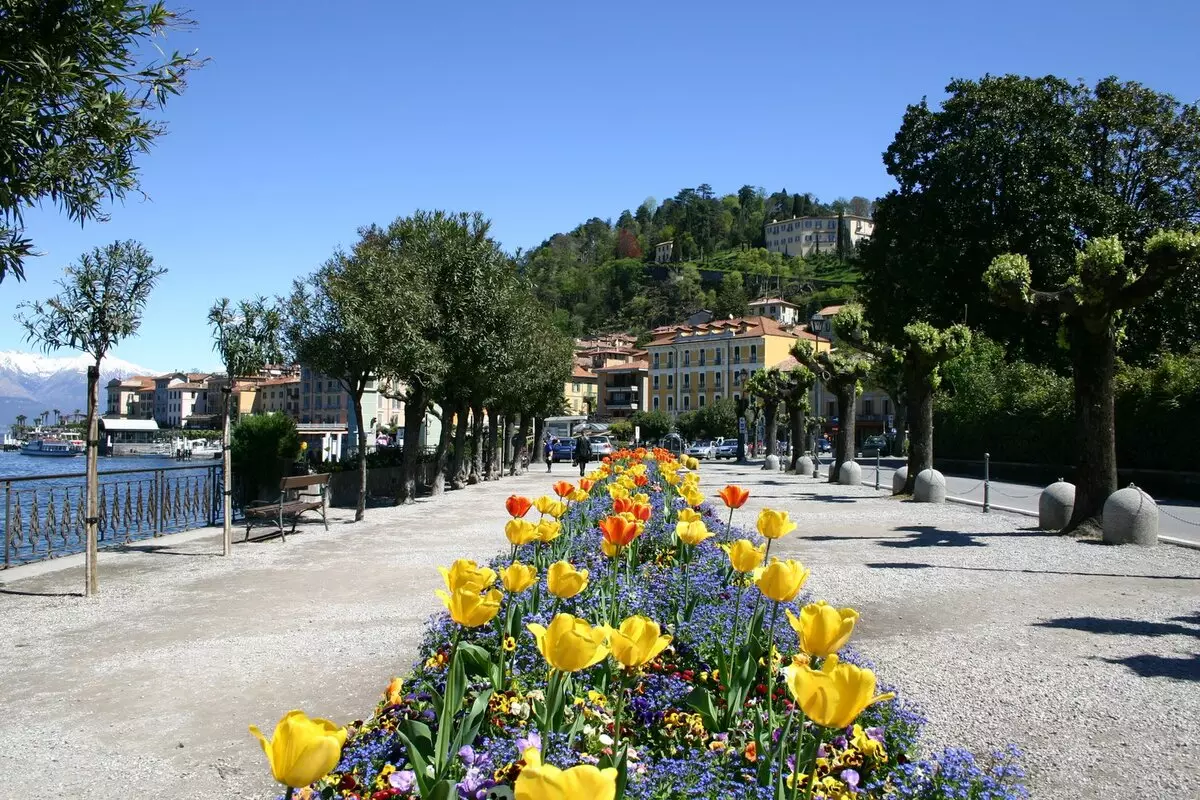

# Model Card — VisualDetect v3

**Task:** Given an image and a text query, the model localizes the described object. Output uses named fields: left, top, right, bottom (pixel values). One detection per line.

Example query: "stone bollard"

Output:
left=892, top=466, right=909, bottom=495
left=913, top=468, right=947, bottom=503
left=765, top=454, right=780, bottom=472
left=797, top=455, right=814, bottom=478
left=838, top=460, right=862, bottom=486
left=1038, top=480, right=1075, bottom=530
left=1102, top=485, right=1158, bottom=546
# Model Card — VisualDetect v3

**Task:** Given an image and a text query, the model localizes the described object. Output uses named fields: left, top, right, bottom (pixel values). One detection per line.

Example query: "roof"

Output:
left=186, top=372, right=211, bottom=382
left=749, top=297, right=799, bottom=308
left=571, top=365, right=598, bottom=380
left=169, top=382, right=205, bottom=390
left=259, top=376, right=301, bottom=386
left=592, top=358, right=649, bottom=374
left=764, top=214, right=873, bottom=228
left=99, top=418, right=160, bottom=432
left=645, top=316, right=804, bottom=347
left=815, top=304, right=845, bottom=317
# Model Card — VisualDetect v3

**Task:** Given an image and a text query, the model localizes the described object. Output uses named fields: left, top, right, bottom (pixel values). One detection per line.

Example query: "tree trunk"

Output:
left=487, top=409, right=502, bottom=480
left=512, top=413, right=530, bottom=476
left=1065, top=324, right=1118, bottom=533
left=85, top=363, right=100, bottom=596
left=430, top=401, right=454, bottom=496
left=399, top=385, right=427, bottom=504
left=902, top=379, right=933, bottom=495
left=221, top=387, right=233, bottom=555
left=503, top=415, right=515, bottom=475
left=353, top=391, right=367, bottom=521
left=735, top=399, right=748, bottom=463
left=762, top=401, right=778, bottom=469
left=468, top=401, right=483, bottom=484
left=894, top=401, right=909, bottom=459
left=831, top=384, right=856, bottom=483
left=531, top=417, right=545, bottom=465
left=787, top=401, right=804, bottom=471
left=450, top=401, right=469, bottom=489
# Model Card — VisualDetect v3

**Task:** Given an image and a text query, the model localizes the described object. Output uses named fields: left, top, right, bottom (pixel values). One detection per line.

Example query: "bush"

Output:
left=231, top=413, right=301, bottom=501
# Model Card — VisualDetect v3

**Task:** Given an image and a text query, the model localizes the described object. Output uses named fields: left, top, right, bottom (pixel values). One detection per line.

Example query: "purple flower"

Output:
left=458, top=745, right=477, bottom=766
left=841, top=768, right=860, bottom=789
left=389, top=770, right=417, bottom=791
left=515, top=730, right=542, bottom=757
left=832, top=735, right=848, bottom=750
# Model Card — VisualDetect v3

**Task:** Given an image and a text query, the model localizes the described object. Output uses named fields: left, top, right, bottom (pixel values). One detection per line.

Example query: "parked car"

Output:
left=816, top=438, right=833, bottom=454
left=714, top=438, right=738, bottom=459
left=551, top=439, right=576, bottom=462
left=588, top=435, right=614, bottom=458
left=686, top=440, right=716, bottom=460
left=862, top=435, right=889, bottom=457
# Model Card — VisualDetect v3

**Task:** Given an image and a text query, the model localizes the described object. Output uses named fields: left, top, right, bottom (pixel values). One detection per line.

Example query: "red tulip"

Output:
left=506, top=495, right=533, bottom=518
left=717, top=485, right=750, bottom=509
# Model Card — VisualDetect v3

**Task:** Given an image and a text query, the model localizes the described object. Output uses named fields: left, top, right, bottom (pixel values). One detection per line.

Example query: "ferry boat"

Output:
left=20, top=439, right=81, bottom=457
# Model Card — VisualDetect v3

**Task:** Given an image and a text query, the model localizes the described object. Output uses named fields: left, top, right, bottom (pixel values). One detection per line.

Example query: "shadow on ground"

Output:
left=1100, top=652, right=1200, bottom=682
left=1034, top=615, right=1200, bottom=638
left=864, top=562, right=1200, bottom=580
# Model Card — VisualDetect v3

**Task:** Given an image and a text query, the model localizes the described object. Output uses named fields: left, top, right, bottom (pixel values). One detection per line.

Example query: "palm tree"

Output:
left=15, top=414, right=26, bottom=434
left=52, top=409, right=61, bottom=427
left=41, top=411, right=49, bottom=427
left=73, top=408, right=82, bottom=425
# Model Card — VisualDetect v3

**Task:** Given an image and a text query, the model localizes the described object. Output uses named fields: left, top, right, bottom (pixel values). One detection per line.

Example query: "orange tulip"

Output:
left=612, top=497, right=634, bottom=515
left=599, top=515, right=639, bottom=549
left=553, top=480, right=575, bottom=498
left=579, top=478, right=594, bottom=492
left=631, top=503, right=652, bottom=523
left=717, top=485, right=750, bottom=509
left=506, top=495, right=533, bottom=519
left=633, top=474, right=648, bottom=487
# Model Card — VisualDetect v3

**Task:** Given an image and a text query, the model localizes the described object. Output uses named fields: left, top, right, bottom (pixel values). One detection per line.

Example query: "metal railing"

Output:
left=2, top=463, right=223, bottom=568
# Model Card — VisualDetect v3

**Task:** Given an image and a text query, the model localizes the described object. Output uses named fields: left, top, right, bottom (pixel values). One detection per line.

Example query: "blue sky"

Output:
left=4, top=0, right=1199, bottom=371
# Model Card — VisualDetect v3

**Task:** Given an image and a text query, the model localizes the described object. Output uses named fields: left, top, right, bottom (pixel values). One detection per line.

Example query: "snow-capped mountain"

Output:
left=0, top=350, right=158, bottom=426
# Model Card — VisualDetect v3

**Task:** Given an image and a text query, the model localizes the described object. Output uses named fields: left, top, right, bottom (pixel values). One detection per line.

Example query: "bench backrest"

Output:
left=280, top=473, right=331, bottom=490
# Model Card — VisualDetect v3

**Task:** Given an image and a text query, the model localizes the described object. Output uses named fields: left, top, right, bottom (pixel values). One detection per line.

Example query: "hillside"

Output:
left=0, top=351, right=156, bottom=427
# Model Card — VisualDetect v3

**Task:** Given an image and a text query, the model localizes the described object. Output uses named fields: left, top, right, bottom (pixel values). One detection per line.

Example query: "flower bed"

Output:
left=249, top=450, right=1027, bottom=800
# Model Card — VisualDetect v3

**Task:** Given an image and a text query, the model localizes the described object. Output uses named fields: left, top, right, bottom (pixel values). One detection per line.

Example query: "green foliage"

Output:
left=608, top=419, right=633, bottom=443
left=712, top=271, right=749, bottom=319
left=630, top=409, right=673, bottom=442
left=231, top=413, right=302, bottom=502
left=0, top=1, right=204, bottom=282
left=208, top=298, right=283, bottom=381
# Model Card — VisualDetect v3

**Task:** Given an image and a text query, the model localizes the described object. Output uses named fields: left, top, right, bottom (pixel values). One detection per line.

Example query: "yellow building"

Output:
left=564, top=365, right=599, bottom=415
left=644, top=316, right=830, bottom=414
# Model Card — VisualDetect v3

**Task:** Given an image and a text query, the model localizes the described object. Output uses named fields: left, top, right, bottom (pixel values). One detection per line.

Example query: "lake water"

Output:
left=0, top=450, right=206, bottom=480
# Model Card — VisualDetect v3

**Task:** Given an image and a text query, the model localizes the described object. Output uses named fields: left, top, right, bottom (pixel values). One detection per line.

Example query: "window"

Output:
left=653, top=375, right=660, bottom=389
left=699, top=395, right=706, bottom=408
left=786, top=224, right=793, bottom=232
left=667, top=397, right=674, bottom=411
left=828, top=220, right=836, bottom=229
left=653, top=396, right=660, bottom=410
left=733, top=348, right=741, bottom=364
left=828, top=400, right=836, bottom=417
left=699, top=349, right=706, bottom=366
left=863, top=398, right=873, bottom=416
left=734, top=393, right=740, bottom=402
left=804, top=220, right=812, bottom=228
left=883, top=399, right=890, bottom=416
left=682, top=396, right=690, bottom=410
left=749, top=345, right=757, bottom=363
left=715, top=350, right=722, bottom=365
left=667, top=375, right=674, bottom=389
left=805, top=235, right=812, bottom=242
left=653, top=353, right=660, bottom=369
left=698, top=373, right=706, bottom=388
left=683, top=351, right=690, bottom=367
left=573, top=382, right=580, bottom=393
left=714, top=394, right=721, bottom=402
left=315, top=397, right=322, bottom=409
left=668, top=353, right=675, bottom=368
left=715, top=373, right=722, bottom=387
left=683, top=374, right=690, bottom=389
left=856, top=221, right=863, bottom=232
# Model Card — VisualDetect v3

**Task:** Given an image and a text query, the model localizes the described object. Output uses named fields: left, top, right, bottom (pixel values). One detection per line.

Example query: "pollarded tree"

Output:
left=745, top=367, right=788, bottom=467
left=791, top=342, right=872, bottom=483
left=208, top=298, right=283, bottom=554
left=781, top=364, right=816, bottom=471
left=985, top=230, right=1200, bottom=532
left=1, top=2, right=203, bottom=282
left=18, top=241, right=165, bottom=595
left=834, top=305, right=971, bottom=494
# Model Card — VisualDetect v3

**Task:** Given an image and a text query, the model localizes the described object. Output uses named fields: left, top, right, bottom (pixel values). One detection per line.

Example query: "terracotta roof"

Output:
left=186, top=372, right=211, bottom=382
left=170, top=382, right=205, bottom=390
left=815, top=304, right=845, bottom=317
left=571, top=365, right=598, bottom=380
left=646, top=316, right=808, bottom=347
left=592, top=358, right=649, bottom=373
left=259, top=376, right=300, bottom=387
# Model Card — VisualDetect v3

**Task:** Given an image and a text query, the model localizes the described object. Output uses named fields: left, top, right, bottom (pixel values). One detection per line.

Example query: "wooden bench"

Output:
left=243, top=473, right=330, bottom=542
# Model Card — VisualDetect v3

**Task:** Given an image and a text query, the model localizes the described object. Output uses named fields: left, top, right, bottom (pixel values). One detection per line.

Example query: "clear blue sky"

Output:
left=4, top=0, right=1199, bottom=371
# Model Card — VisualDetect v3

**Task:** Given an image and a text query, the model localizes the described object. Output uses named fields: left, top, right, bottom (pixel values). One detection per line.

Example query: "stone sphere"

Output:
left=838, top=460, right=862, bottom=486
left=1038, top=480, right=1075, bottom=530
left=797, top=455, right=815, bottom=477
left=913, top=468, right=947, bottom=503
left=892, top=466, right=909, bottom=495
left=1103, top=485, right=1158, bottom=546
left=764, top=454, right=781, bottom=472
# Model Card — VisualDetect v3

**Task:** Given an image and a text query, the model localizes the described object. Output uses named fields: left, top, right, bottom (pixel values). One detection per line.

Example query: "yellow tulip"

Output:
left=677, top=508, right=702, bottom=523
left=787, top=601, right=859, bottom=658
left=754, top=558, right=810, bottom=603
left=609, top=615, right=672, bottom=669
left=663, top=471, right=682, bottom=487
left=526, top=613, right=609, bottom=672
left=548, top=500, right=568, bottom=519
left=633, top=492, right=650, bottom=505
left=438, top=559, right=497, bottom=593
left=506, top=518, right=539, bottom=546
left=499, top=563, right=537, bottom=594
left=681, top=487, right=705, bottom=508
left=534, top=495, right=558, bottom=516
left=547, top=560, right=589, bottom=598
left=569, top=488, right=589, bottom=503
left=249, top=710, right=347, bottom=789
left=725, top=539, right=766, bottom=573
left=515, top=748, right=617, bottom=800
left=600, top=538, right=620, bottom=558
left=783, top=654, right=895, bottom=729
left=756, top=508, right=797, bottom=540
left=536, top=519, right=562, bottom=543
left=675, top=520, right=713, bottom=546
left=436, top=586, right=503, bottom=627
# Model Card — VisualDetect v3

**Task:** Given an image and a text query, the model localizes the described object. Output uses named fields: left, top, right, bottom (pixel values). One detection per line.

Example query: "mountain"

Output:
left=0, top=351, right=158, bottom=426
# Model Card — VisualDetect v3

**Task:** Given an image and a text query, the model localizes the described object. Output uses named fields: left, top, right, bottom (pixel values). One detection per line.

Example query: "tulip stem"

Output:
left=765, top=601, right=779, bottom=731
left=802, top=727, right=823, bottom=800
left=790, top=708, right=808, bottom=800
left=284, top=789, right=294, bottom=800
left=727, top=506, right=735, bottom=538
left=748, top=540, right=773, bottom=634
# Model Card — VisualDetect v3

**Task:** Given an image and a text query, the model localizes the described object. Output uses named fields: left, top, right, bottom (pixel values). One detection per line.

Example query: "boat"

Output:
left=20, top=439, right=81, bottom=457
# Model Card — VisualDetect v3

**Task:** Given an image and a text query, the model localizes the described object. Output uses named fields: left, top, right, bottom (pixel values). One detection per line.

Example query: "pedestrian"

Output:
left=574, top=433, right=592, bottom=478
left=544, top=437, right=555, bottom=473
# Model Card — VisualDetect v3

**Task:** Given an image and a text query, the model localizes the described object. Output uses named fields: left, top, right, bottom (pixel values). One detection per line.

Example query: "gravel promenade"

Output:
left=1, top=460, right=1196, bottom=799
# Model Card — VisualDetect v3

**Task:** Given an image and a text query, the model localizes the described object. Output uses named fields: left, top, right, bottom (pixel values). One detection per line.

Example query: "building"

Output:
left=564, top=365, right=599, bottom=415
left=654, top=240, right=674, bottom=263
left=258, top=376, right=300, bottom=417
left=164, top=382, right=207, bottom=427
left=808, top=304, right=845, bottom=340
left=644, top=316, right=831, bottom=415
left=99, top=418, right=161, bottom=456
left=748, top=297, right=802, bottom=326
left=764, top=215, right=874, bottom=257
left=105, top=376, right=155, bottom=418
left=595, top=358, right=649, bottom=419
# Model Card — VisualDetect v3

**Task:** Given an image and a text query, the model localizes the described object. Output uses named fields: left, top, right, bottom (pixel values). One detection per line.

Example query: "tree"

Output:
left=792, top=342, right=872, bottom=482
left=631, top=409, right=672, bottom=443
left=849, top=196, right=873, bottom=218
left=231, top=413, right=301, bottom=503
left=15, top=414, right=26, bottom=433
left=781, top=364, right=816, bottom=470
left=0, top=2, right=204, bottom=282
left=835, top=306, right=970, bottom=493
left=208, top=298, right=283, bottom=554
left=692, top=397, right=738, bottom=441
left=712, top=271, right=749, bottom=319
left=17, top=240, right=165, bottom=595
left=985, top=230, right=1200, bottom=531
left=745, top=368, right=788, bottom=466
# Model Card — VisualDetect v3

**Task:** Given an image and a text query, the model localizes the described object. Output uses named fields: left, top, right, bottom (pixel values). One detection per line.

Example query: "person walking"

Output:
left=544, top=437, right=556, bottom=473
left=573, top=433, right=592, bottom=478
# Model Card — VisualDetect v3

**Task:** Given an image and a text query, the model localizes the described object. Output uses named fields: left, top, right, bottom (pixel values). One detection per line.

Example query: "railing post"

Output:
left=875, top=452, right=881, bottom=490
left=983, top=452, right=991, bottom=514
left=4, top=480, right=11, bottom=568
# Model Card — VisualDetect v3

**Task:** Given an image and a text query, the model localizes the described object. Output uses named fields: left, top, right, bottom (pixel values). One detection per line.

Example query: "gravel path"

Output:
left=695, top=461, right=1200, bottom=800
left=2, top=461, right=1196, bottom=799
